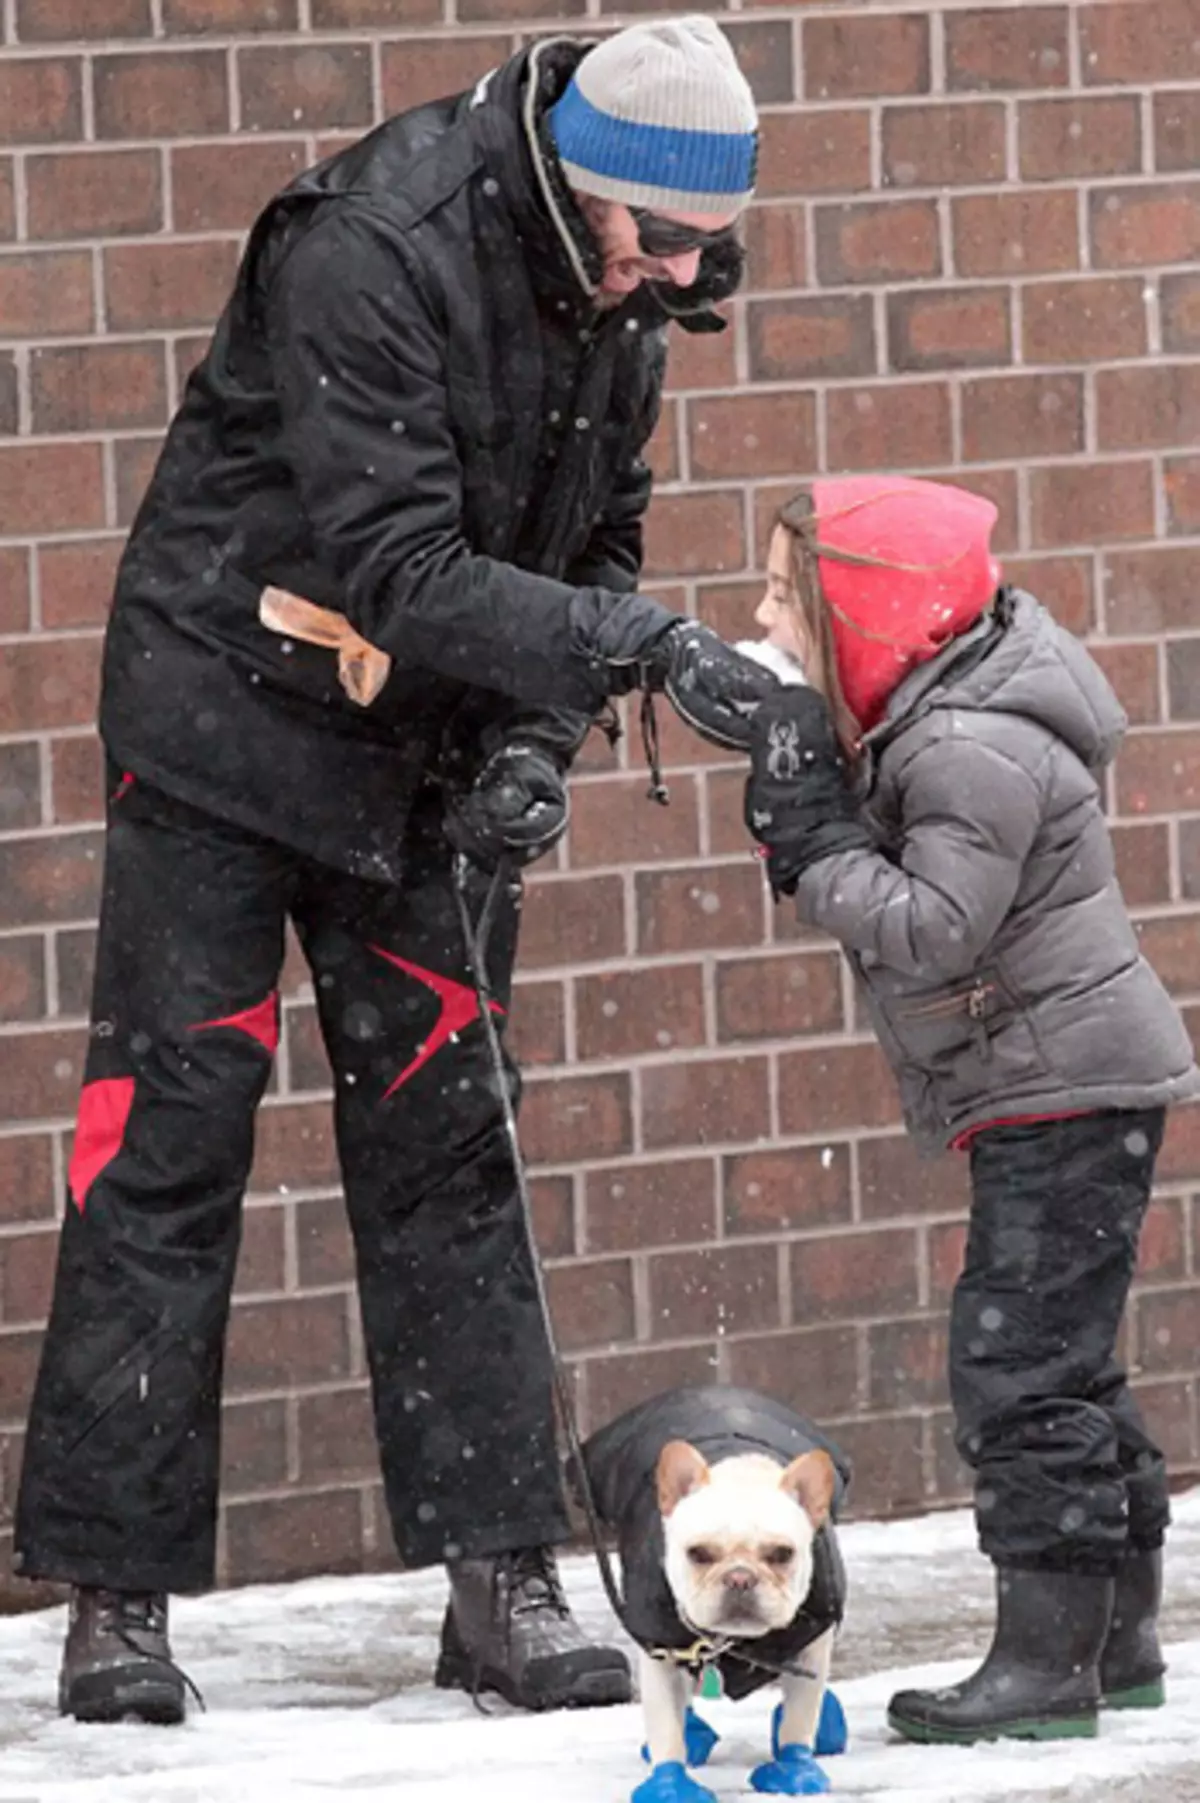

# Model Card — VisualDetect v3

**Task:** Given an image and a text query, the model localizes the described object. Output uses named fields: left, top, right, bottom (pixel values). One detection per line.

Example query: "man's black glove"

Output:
left=744, top=690, right=873, bottom=897
left=651, top=621, right=783, bottom=752
left=444, top=743, right=568, bottom=873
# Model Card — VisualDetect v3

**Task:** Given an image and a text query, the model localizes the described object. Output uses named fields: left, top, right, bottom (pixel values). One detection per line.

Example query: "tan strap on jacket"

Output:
left=259, top=585, right=391, bottom=707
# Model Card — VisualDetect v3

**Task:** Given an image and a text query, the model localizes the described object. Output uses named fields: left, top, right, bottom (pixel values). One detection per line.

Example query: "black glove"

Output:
left=444, top=743, right=568, bottom=873
left=653, top=621, right=783, bottom=752
left=744, top=690, right=873, bottom=897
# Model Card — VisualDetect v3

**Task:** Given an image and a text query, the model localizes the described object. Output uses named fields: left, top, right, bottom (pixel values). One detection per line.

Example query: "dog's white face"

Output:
left=657, top=1443, right=836, bottom=1640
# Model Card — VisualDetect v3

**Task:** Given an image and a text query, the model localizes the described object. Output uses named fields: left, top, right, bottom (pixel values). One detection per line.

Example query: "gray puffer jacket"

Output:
left=795, top=590, right=1200, bottom=1153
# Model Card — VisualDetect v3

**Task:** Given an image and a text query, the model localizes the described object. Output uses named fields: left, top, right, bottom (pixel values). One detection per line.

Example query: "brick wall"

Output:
left=2, top=0, right=1200, bottom=1602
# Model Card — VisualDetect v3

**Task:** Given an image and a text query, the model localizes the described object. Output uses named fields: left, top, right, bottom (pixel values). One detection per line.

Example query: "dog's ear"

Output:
left=779, top=1449, right=836, bottom=1530
left=656, top=1441, right=711, bottom=1517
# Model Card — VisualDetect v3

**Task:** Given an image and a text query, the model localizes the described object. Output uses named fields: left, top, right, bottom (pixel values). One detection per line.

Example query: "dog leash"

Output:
left=451, top=852, right=817, bottom=1688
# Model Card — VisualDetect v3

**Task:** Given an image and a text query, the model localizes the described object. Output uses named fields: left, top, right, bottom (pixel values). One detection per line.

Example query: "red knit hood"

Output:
left=810, top=476, right=1002, bottom=732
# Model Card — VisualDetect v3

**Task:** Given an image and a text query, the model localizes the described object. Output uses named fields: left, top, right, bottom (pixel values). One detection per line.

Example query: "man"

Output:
left=15, top=18, right=773, bottom=1724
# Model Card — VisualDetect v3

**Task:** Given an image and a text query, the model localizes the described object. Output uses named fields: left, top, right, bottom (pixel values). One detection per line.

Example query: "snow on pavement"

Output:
left=4, top=1493, right=1200, bottom=1802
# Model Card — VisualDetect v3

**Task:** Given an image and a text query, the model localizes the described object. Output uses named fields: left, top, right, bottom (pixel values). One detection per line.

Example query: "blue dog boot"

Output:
left=641, top=1709, right=721, bottom=1770
left=750, top=1745, right=831, bottom=1796
left=633, top=1761, right=717, bottom=1803
left=771, top=1693, right=847, bottom=1761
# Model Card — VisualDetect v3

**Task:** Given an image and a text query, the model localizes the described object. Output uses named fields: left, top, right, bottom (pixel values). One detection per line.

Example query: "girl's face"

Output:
left=755, top=525, right=811, bottom=668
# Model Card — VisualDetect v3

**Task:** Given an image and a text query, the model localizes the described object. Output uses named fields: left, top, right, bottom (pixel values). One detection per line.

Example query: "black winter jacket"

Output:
left=582, top=1386, right=850, bottom=1700
left=100, top=41, right=734, bottom=879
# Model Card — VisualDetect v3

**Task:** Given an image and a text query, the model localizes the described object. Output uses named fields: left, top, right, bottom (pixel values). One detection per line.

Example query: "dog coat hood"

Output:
left=580, top=1385, right=850, bottom=1699
left=810, top=474, right=1002, bottom=732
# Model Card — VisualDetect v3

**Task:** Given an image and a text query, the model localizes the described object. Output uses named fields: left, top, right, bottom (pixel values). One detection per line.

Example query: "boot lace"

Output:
left=502, top=1546, right=570, bottom=1620
left=92, top=1590, right=207, bottom=1713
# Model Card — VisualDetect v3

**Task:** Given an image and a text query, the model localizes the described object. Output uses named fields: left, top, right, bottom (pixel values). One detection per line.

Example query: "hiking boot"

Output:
left=59, top=1587, right=189, bottom=1724
left=1101, top=1547, right=1166, bottom=1710
left=887, top=1567, right=1114, bottom=1745
left=434, top=1545, right=631, bottom=1711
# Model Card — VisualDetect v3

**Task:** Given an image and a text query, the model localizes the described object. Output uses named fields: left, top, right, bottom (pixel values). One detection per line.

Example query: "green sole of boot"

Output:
left=1102, top=1679, right=1166, bottom=1711
left=887, top=1709, right=1098, bottom=1746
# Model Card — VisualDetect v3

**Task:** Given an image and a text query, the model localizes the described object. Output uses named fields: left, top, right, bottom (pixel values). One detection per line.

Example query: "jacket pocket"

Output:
left=897, top=976, right=1003, bottom=1064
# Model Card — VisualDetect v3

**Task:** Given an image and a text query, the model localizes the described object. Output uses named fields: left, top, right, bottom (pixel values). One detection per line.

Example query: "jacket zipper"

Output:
left=899, top=980, right=996, bottom=1061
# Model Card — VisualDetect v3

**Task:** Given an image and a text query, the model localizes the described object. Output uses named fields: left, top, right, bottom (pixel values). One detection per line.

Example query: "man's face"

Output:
left=576, top=194, right=739, bottom=307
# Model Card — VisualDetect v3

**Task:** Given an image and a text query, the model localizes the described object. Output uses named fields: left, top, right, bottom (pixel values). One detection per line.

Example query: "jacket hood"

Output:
left=879, top=589, right=1128, bottom=772
left=811, top=475, right=1002, bottom=731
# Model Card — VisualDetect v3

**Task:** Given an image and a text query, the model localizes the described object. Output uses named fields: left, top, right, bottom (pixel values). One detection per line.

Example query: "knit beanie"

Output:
left=547, top=18, right=758, bottom=217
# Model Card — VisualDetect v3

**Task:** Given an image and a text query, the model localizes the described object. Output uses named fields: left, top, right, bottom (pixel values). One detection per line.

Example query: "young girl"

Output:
left=741, top=474, right=1199, bottom=1746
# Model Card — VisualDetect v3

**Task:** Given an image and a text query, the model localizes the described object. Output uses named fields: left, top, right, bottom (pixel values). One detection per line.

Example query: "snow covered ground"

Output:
left=5, top=1493, right=1200, bottom=1802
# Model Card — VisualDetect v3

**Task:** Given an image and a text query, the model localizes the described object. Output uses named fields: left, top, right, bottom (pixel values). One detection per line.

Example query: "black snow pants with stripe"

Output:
left=14, top=775, right=569, bottom=1593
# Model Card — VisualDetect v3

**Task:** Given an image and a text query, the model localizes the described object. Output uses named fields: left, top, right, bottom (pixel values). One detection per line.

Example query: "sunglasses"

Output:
left=628, top=206, right=737, bottom=260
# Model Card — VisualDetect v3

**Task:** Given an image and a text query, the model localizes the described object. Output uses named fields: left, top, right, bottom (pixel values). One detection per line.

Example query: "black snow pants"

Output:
left=14, top=774, right=570, bottom=1594
left=952, top=1108, right=1171, bottom=1575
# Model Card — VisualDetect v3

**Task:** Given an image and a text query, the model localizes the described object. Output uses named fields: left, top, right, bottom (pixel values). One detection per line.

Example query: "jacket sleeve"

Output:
left=563, top=454, right=653, bottom=594
left=264, top=208, right=675, bottom=711
left=792, top=733, right=1046, bottom=981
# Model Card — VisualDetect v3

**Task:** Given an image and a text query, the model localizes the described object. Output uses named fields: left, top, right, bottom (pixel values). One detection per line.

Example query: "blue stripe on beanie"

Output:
left=549, top=78, right=756, bottom=204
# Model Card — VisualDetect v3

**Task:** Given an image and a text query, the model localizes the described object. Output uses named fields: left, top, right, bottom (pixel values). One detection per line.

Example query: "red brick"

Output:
left=1136, top=912, right=1200, bottom=994
left=1163, top=272, right=1200, bottom=352
left=507, top=978, right=565, bottom=1068
left=0, top=1330, right=42, bottom=1421
left=641, top=1053, right=770, bottom=1152
left=249, top=1099, right=339, bottom=1193
left=1090, top=641, right=1160, bottom=726
left=857, top=1133, right=970, bottom=1219
left=94, top=50, right=228, bottom=138
left=1166, top=454, right=1200, bottom=535
left=953, top=189, right=1079, bottom=277
left=27, top=148, right=162, bottom=238
left=171, top=140, right=306, bottom=233
left=888, top=287, right=1011, bottom=372
left=227, top=1292, right=351, bottom=1392
left=883, top=101, right=1006, bottom=188
left=567, top=773, right=699, bottom=869
left=1020, top=96, right=1143, bottom=181
left=816, top=199, right=941, bottom=286
left=575, top=963, right=706, bottom=1063
left=38, top=538, right=125, bottom=631
left=778, top=1042, right=901, bottom=1134
left=868, top=1317, right=948, bottom=1410
left=529, top=1173, right=574, bottom=1260
left=649, top=1242, right=779, bottom=1339
left=0, top=1228, right=57, bottom=1325
left=1003, top=555, right=1093, bottom=634
left=105, top=239, right=239, bottom=330
left=724, top=20, right=795, bottom=106
left=584, top=1343, right=718, bottom=1432
left=1137, top=1198, right=1189, bottom=1282
left=1105, top=545, right=1200, bottom=635
left=50, top=734, right=105, bottom=825
left=521, top=1071, right=631, bottom=1165
left=689, top=392, right=817, bottom=482
left=225, top=1489, right=364, bottom=1586
left=1117, top=731, right=1200, bottom=815
left=644, top=400, right=679, bottom=486
left=757, top=109, right=871, bottom=199
left=748, top=295, right=876, bottom=383
left=961, top=372, right=1083, bottom=464
left=0, top=444, right=105, bottom=536
left=238, top=44, right=373, bottom=131
left=1097, top=365, right=1200, bottom=453
left=726, top=1318, right=861, bottom=1417
left=380, top=33, right=509, bottom=111
left=827, top=379, right=952, bottom=472
left=283, top=1004, right=327, bottom=1093
left=220, top=1396, right=290, bottom=1494
left=31, top=342, right=167, bottom=434
left=546, top=1256, right=634, bottom=1353
left=664, top=321, right=737, bottom=394
left=928, top=1219, right=969, bottom=1303
left=114, top=435, right=165, bottom=529
left=1156, top=91, right=1200, bottom=173
left=0, top=1025, right=86, bottom=1122
left=792, top=1227, right=920, bottom=1323
left=830, top=1411, right=929, bottom=1516
left=0, top=250, right=93, bottom=338
left=163, top=0, right=297, bottom=28
left=175, top=333, right=212, bottom=393
left=520, top=873, right=626, bottom=969
left=234, top=1202, right=287, bottom=1295
left=1160, top=1103, right=1200, bottom=1182
left=0, top=353, right=15, bottom=434
left=317, top=0, right=438, bottom=22
left=804, top=13, right=929, bottom=99
left=637, top=863, right=764, bottom=957
left=0, top=1134, right=58, bottom=1226
left=715, top=950, right=842, bottom=1045
left=742, top=204, right=807, bottom=294
left=0, top=742, right=39, bottom=830
left=296, top=1386, right=378, bottom=1484
left=643, top=490, right=744, bottom=578
left=1022, top=276, right=1148, bottom=363
left=16, top=0, right=151, bottom=36
left=295, top=1195, right=353, bottom=1288
left=0, top=163, right=13, bottom=242
left=725, top=1143, right=852, bottom=1235
left=1030, top=460, right=1155, bottom=550
left=1080, top=1, right=1200, bottom=85
left=1135, top=1287, right=1200, bottom=1376
left=1091, top=183, right=1200, bottom=269
left=1112, top=820, right=1172, bottom=907
left=1131, top=1376, right=1198, bottom=1468
left=947, top=5, right=1069, bottom=90
left=583, top=1158, right=716, bottom=1255
left=0, top=547, right=31, bottom=634
left=0, top=56, right=81, bottom=145
left=0, top=932, right=46, bottom=1021
left=465, top=0, right=582, bottom=18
